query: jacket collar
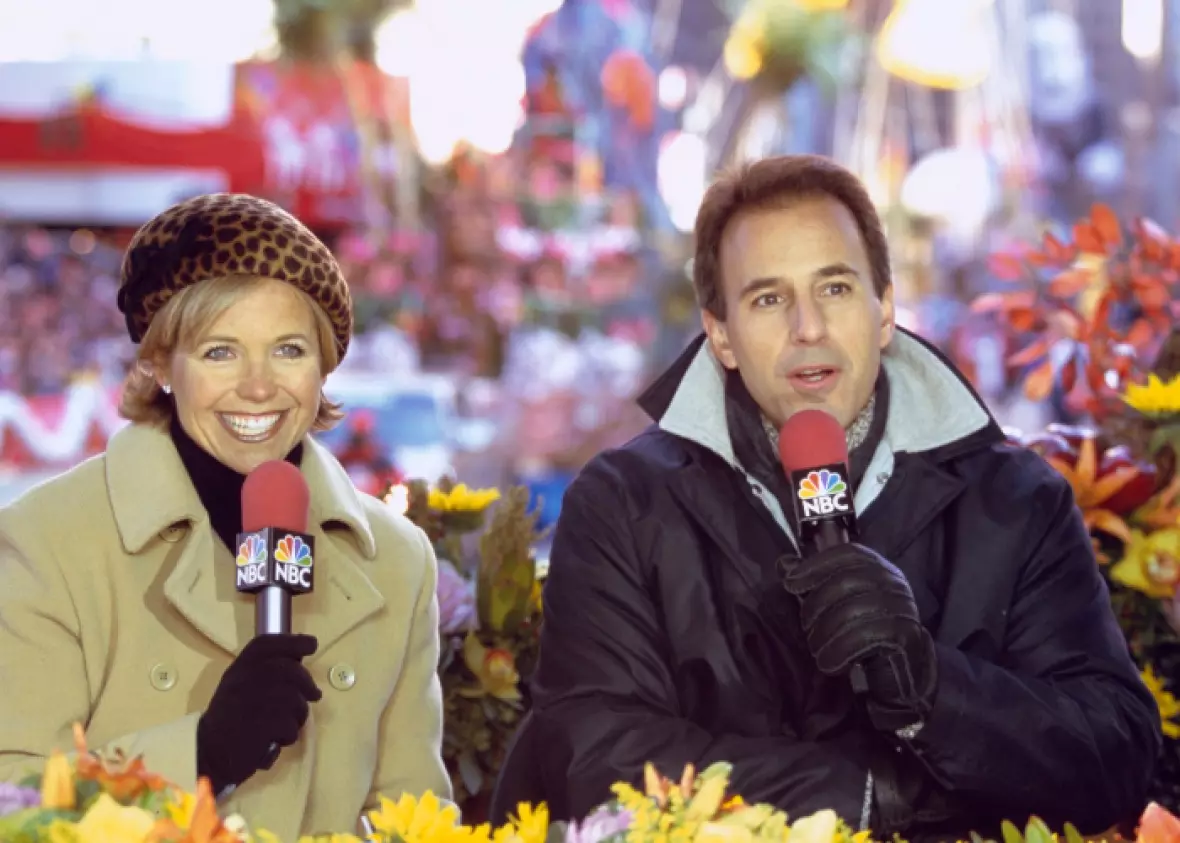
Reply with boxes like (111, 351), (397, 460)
(637, 327), (1002, 469)
(105, 422), (377, 559)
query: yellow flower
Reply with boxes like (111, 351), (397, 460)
(73, 793), (156, 843)
(166, 791), (197, 829)
(506, 803), (549, 843)
(1111, 529), (1180, 599)
(297, 836), (366, 843)
(1124, 373), (1180, 416)
(368, 791), (488, 843)
(428, 484), (501, 513)
(786, 810), (839, 843)
(41, 750), (76, 810)
(44, 819), (80, 843)
(1143, 666), (1180, 739)
(461, 634), (522, 702)
(698, 821), (754, 843)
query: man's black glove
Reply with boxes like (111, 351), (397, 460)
(196, 633), (322, 794)
(782, 543), (937, 733)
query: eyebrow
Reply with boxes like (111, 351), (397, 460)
(737, 263), (860, 298)
(200, 333), (312, 345)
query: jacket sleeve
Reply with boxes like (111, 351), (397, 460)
(910, 469), (1161, 833)
(363, 527), (453, 813)
(529, 458), (872, 825)
(0, 528), (202, 790)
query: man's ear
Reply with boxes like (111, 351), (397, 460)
(702, 309), (738, 370)
(878, 284), (896, 350)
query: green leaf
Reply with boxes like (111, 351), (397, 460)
(1063, 822), (1086, 843)
(1000, 820), (1026, 843)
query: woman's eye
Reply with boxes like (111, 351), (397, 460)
(277, 343), (306, 358)
(203, 345), (233, 361)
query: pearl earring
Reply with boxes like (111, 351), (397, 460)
(162, 384), (172, 395)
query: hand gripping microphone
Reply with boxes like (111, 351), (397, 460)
(777, 408), (868, 693)
(235, 460), (316, 636)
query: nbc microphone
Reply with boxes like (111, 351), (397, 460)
(235, 460), (316, 636)
(777, 408), (867, 692)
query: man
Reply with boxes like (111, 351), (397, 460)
(500, 155), (1161, 840)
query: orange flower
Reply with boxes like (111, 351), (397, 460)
(1045, 438), (1138, 543)
(147, 778), (239, 843)
(72, 722), (172, 802)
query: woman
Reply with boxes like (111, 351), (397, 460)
(0, 194), (451, 839)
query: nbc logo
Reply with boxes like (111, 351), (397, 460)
(275, 535), (312, 567)
(797, 469), (850, 517)
(236, 535), (266, 568)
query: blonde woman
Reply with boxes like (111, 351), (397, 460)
(0, 195), (451, 839)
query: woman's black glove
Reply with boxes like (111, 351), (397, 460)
(782, 543), (937, 733)
(196, 633), (322, 794)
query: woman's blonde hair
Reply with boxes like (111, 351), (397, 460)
(119, 275), (345, 432)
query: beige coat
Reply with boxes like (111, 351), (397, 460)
(0, 422), (452, 839)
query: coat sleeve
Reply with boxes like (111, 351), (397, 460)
(363, 527), (452, 814)
(910, 468), (1161, 833)
(529, 457), (872, 825)
(0, 526), (202, 790)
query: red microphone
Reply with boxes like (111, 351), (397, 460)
(235, 461), (316, 637)
(778, 408), (857, 552)
(778, 409), (868, 693)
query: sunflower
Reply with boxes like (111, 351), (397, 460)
(1124, 373), (1180, 417)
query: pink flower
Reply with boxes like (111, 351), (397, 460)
(436, 560), (476, 635)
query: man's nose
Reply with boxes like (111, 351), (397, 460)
(789, 297), (828, 345)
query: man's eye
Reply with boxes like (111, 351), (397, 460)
(753, 293), (782, 307)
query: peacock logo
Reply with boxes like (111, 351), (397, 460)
(274, 535), (312, 567)
(236, 534), (266, 567)
(796, 469), (847, 500)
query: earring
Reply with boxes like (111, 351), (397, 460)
(162, 384), (172, 395)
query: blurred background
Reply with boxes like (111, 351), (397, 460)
(0, 0), (1173, 538)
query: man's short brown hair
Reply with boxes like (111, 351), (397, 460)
(693, 155), (892, 320)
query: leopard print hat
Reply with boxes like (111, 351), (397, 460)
(117, 194), (353, 360)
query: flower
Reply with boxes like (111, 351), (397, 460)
(1138, 801), (1180, 843)
(0, 782), (41, 816)
(513, 804), (549, 843)
(563, 806), (632, 843)
(429, 484), (501, 513)
(368, 791), (487, 843)
(1143, 666), (1180, 739)
(460, 634), (522, 702)
(1111, 529), (1180, 599)
(437, 560), (477, 635)
(74, 793), (157, 843)
(40, 749), (76, 810)
(1125, 374), (1180, 417)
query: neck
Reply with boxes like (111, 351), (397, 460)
(169, 415), (304, 551)
(761, 391), (879, 452)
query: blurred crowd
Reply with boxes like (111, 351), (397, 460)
(0, 226), (132, 395)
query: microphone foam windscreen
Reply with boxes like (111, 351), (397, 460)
(242, 460), (310, 533)
(778, 409), (849, 474)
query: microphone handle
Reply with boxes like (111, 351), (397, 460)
(809, 519), (870, 695)
(256, 586), (292, 636)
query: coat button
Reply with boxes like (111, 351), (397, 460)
(149, 663), (178, 691)
(328, 663), (357, 691)
(159, 525), (185, 543)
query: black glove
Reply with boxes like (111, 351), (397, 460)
(196, 633), (322, 793)
(782, 543), (937, 733)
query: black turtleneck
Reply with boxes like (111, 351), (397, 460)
(169, 414), (305, 551)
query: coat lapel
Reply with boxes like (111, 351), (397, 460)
(105, 424), (387, 656)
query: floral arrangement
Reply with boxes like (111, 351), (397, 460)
(6, 730), (1180, 843)
(384, 477), (547, 820)
(975, 202), (1180, 809)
